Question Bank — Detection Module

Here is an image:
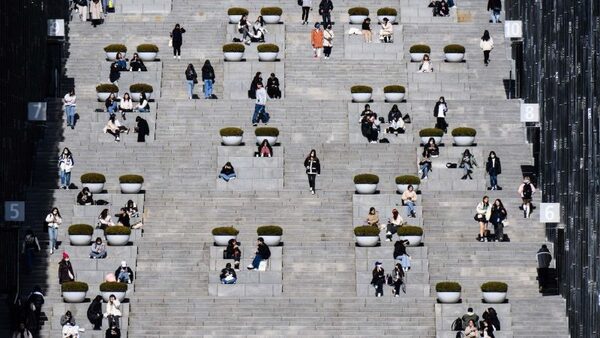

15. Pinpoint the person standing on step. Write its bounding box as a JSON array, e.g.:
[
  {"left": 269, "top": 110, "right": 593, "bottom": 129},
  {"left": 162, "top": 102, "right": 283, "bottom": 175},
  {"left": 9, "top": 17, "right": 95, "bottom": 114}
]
[
  {"left": 490, "top": 199, "right": 507, "bottom": 241},
  {"left": 109, "top": 62, "right": 120, "bottom": 86},
  {"left": 170, "top": 23, "right": 186, "bottom": 60},
  {"left": 318, "top": 0, "right": 333, "bottom": 26},
  {"left": 58, "top": 252, "right": 75, "bottom": 284},
  {"left": 480, "top": 30, "right": 494, "bottom": 66},
  {"left": 402, "top": 185, "right": 418, "bottom": 218},
  {"left": 87, "top": 295, "right": 103, "bottom": 330},
  {"left": 361, "top": 18, "right": 372, "bottom": 43},
  {"left": 75, "top": 0, "right": 88, "bottom": 22},
  {"left": 63, "top": 89, "right": 77, "bottom": 129},
  {"left": 267, "top": 73, "right": 281, "bottom": 99},
  {"left": 394, "top": 239, "right": 411, "bottom": 271},
  {"left": 304, "top": 149, "right": 321, "bottom": 195},
  {"left": 311, "top": 23, "right": 324, "bottom": 58},
  {"left": 518, "top": 176, "right": 536, "bottom": 218},
  {"left": 323, "top": 24, "right": 334, "bottom": 59},
  {"left": 247, "top": 237, "right": 271, "bottom": 270},
  {"left": 134, "top": 116, "right": 149, "bottom": 142},
  {"left": 475, "top": 195, "right": 492, "bottom": 241},
  {"left": 536, "top": 244, "right": 552, "bottom": 268},
  {"left": 391, "top": 262, "right": 405, "bottom": 297},
  {"left": 90, "top": 0, "right": 103, "bottom": 27},
  {"left": 248, "top": 72, "right": 262, "bottom": 99},
  {"left": 486, "top": 151, "right": 502, "bottom": 190},
  {"left": 184, "top": 63, "right": 197, "bottom": 100},
  {"left": 370, "top": 262, "right": 385, "bottom": 297},
  {"left": 58, "top": 147, "right": 74, "bottom": 189},
  {"left": 45, "top": 208, "right": 62, "bottom": 254},
  {"left": 251, "top": 82, "right": 268, "bottom": 126},
  {"left": 459, "top": 149, "right": 477, "bottom": 180},
  {"left": 21, "top": 230, "right": 41, "bottom": 273},
  {"left": 433, "top": 96, "right": 448, "bottom": 133},
  {"left": 201, "top": 60, "right": 215, "bottom": 99},
  {"left": 301, "top": 0, "right": 312, "bottom": 25},
  {"left": 26, "top": 286, "right": 44, "bottom": 331},
  {"left": 487, "top": 0, "right": 502, "bottom": 23}
]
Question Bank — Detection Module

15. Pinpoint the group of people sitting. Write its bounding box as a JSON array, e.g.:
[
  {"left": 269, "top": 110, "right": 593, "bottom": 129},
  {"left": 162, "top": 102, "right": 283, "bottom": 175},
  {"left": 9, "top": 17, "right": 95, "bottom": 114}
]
[
  {"left": 219, "top": 237, "right": 272, "bottom": 284},
  {"left": 218, "top": 139, "right": 275, "bottom": 182},
  {"left": 249, "top": 72, "right": 281, "bottom": 100},
  {"left": 360, "top": 17, "right": 394, "bottom": 43},
  {"left": 59, "top": 252, "right": 135, "bottom": 284},
  {"left": 95, "top": 202, "right": 143, "bottom": 229},
  {"left": 237, "top": 15, "right": 268, "bottom": 44},
  {"left": 359, "top": 104, "right": 410, "bottom": 143},
  {"left": 428, "top": 0, "right": 451, "bottom": 17},
  {"left": 456, "top": 307, "right": 501, "bottom": 338},
  {"left": 109, "top": 53, "right": 146, "bottom": 86},
  {"left": 104, "top": 92, "right": 149, "bottom": 119},
  {"left": 60, "top": 306, "right": 122, "bottom": 337}
]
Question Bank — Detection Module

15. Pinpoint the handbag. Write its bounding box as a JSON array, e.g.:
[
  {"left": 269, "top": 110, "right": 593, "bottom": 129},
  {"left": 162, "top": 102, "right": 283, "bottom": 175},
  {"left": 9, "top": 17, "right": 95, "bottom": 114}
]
[
  {"left": 168, "top": 38, "right": 173, "bottom": 47},
  {"left": 297, "top": 0, "right": 302, "bottom": 5},
  {"left": 474, "top": 213, "right": 485, "bottom": 222},
  {"left": 402, "top": 114, "right": 411, "bottom": 123}
]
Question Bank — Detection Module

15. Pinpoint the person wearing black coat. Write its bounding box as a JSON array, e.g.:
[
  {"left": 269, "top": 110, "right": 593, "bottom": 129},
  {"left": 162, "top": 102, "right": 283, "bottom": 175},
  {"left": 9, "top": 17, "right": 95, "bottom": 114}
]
[
  {"left": 109, "top": 62, "right": 120, "bottom": 85},
  {"left": 318, "top": 0, "right": 333, "bottom": 26},
  {"left": 115, "top": 261, "right": 134, "bottom": 283},
  {"left": 225, "top": 239, "right": 242, "bottom": 269},
  {"left": 370, "top": 262, "right": 385, "bottom": 297},
  {"left": 201, "top": 60, "right": 215, "bottom": 99},
  {"left": 482, "top": 307, "right": 501, "bottom": 331},
  {"left": 26, "top": 286, "right": 44, "bottom": 332},
  {"left": 266, "top": 73, "right": 281, "bottom": 99},
  {"left": 304, "top": 149, "right": 321, "bottom": 194},
  {"left": 247, "top": 238, "right": 271, "bottom": 270},
  {"left": 487, "top": 0, "right": 502, "bottom": 23},
  {"left": 433, "top": 96, "right": 448, "bottom": 133},
  {"left": 170, "top": 23, "right": 186, "bottom": 58},
  {"left": 135, "top": 116, "right": 149, "bottom": 142},
  {"left": 105, "top": 325, "right": 121, "bottom": 338},
  {"left": 87, "top": 295, "right": 103, "bottom": 330},
  {"left": 58, "top": 253, "right": 74, "bottom": 284},
  {"left": 248, "top": 72, "right": 262, "bottom": 99},
  {"left": 185, "top": 63, "right": 197, "bottom": 99},
  {"left": 486, "top": 151, "right": 502, "bottom": 190},
  {"left": 387, "top": 104, "right": 403, "bottom": 123},
  {"left": 490, "top": 199, "right": 507, "bottom": 241}
]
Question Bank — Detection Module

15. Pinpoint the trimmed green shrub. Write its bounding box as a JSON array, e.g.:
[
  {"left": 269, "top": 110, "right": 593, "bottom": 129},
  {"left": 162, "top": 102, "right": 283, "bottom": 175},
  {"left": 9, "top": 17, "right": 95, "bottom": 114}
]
[
  {"left": 353, "top": 174, "right": 379, "bottom": 184},
  {"left": 255, "top": 127, "right": 279, "bottom": 137},
  {"left": 119, "top": 174, "right": 144, "bottom": 184},
  {"left": 348, "top": 7, "right": 369, "bottom": 16},
  {"left": 228, "top": 7, "right": 249, "bottom": 15},
  {"left": 100, "top": 282, "right": 128, "bottom": 292},
  {"left": 409, "top": 44, "right": 431, "bottom": 54},
  {"left": 395, "top": 175, "right": 421, "bottom": 185},
  {"left": 105, "top": 226, "right": 131, "bottom": 236},
  {"left": 444, "top": 44, "right": 466, "bottom": 53},
  {"left": 62, "top": 281, "right": 89, "bottom": 292},
  {"left": 351, "top": 85, "right": 373, "bottom": 93},
  {"left": 220, "top": 127, "right": 244, "bottom": 137},
  {"left": 129, "top": 83, "right": 153, "bottom": 93},
  {"left": 354, "top": 226, "right": 380, "bottom": 236},
  {"left": 104, "top": 44, "right": 127, "bottom": 53},
  {"left": 81, "top": 173, "right": 106, "bottom": 184},
  {"left": 257, "top": 44, "right": 279, "bottom": 53},
  {"left": 257, "top": 225, "right": 283, "bottom": 236},
  {"left": 436, "top": 281, "right": 462, "bottom": 292},
  {"left": 419, "top": 128, "right": 444, "bottom": 137},
  {"left": 137, "top": 44, "right": 159, "bottom": 53},
  {"left": 377, "top": 7, "right": 398, "bottom": 16},
  {"left": 451, "top": 127, "right": 477, "bottom": 137},
  {"left": 384, "top": 85, "right": 406, "bottom": 93},
  {"left": 260, "top": 7, "right": 283, "bottom": 16},
  {"left": 223, "top": 43, "right": 245, "bottom": 53},
  {"left": 212, "top": 227, "right": 240, "bottom": 236},
  {"left": 68, "top": 224, "right": 94, "bottom": 236},
  {"left": 398, "top": 225, "right": 423, "bottom": 236},
  {"left": 481, "top": 281, "right": 508, "bottom": 292},
  {"left": 96, "top": 84, "right": 119, "bottom": 93}
]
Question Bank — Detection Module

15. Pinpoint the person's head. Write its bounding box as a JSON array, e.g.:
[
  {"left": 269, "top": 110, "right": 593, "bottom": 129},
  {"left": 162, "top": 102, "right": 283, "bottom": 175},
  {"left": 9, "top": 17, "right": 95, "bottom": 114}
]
[
  {"left": 140, "top": 92, "right": 147, "bottom": 101},
  {"left": 109, "top": 294, "right": 116, "bottom": 302},
  {"left": 314, "top": 23, "right": 321, "bottom": 29},
  {"left": 256, "top": 81, "right": 263, "bottom": 89},
  {"left": 224, "top": 161, "right": 232, "bottom": 168},
  {"left": 100, "top": 208, "right": 109, "bottom": 218},
  {"left": 132, "top": 52, "right": 139, "bottom": 60},
  {"left": 25, "top": 229, "right": 34, "bottom": 237},
  {"left": 391, "top": 104, "right": 399, "bottom": 112},
  {"left": 309, "top": 149, "right": 316, "bottom": 158},
  {"left": 428, "top": 137, "right": 436, "bottom": 146},
  {"left": 488, "top": 307, "right": 496, "bottom": 315},
  {"left": 438, "top": 96, "right": 445, "bottom": 102},
  {"left": 256, "top": 15, "right": 263, "bottom": 23},
  {"left": 482, "top": 195, "right": 489, "bottom": 204},
  {"left": 62, "top": 147, "right": 71, "bottom": 156},
  {"left": 95, "top": 237, "right": 102, "bottom": 245},
  {"left": 363, "top": 18, "right": 370, "bottom": 24},
  {"left": 407, "top": 184, "right": 414, "bottom": 192},
  {"left": 270, "top": 72, "right": 276, "bottom": 78},
  {"left": 463, "top": 149, "right": 471, "bottom": 156},
  {"left": 109, "top": 113, "right": 116, "bottom": 123},
  {"left": 120, "top": 207, "right": 127, "bottom": 214},
  {"left": 135, "top": 116, "right": 142, "bottom": 122},
  {"left": 482, "top": 30, "right": 491, "bottom": 41},
  {"left": 326, "top": 23, "right": 332, "bottom": 30},
  {"left": 488, "top": 151, "right": 496, "bottom": 159},
  {"left": 260, "top": 139, "right": 270, "bottom": 147},
  {"left": 116, "top": 52, "right": 122, "bottom": 59},
  {"left": 383, "top": 18, "right": 389, "bottom": 24},
  {"left": 107, "top": 93, "right": 116, "bottom": 101},
  {"left": 51, "top": 207, "right": 60, "bottom": 216},
  {"left": 541, "top": 244, "right": 548, "bottom": 249},
  {"left": 18, "top": 322, "right": 26, "bottom": 330},
  {"left": 127, "top": 200, "right": 134, "bottom": 208},
  {"left": 241, "top": 14, "right": 247, "bottom": 20},
  {"left": 121, "top": 260, "right": 127, "bottom": 268},
  {"left": 82, "top": 187, "right": 90, "bottom": 194},
  {"left": 228, "top": 238, "right": 236, "bottom": 246},
  {"left": 175, "top": 23, "right": 180, "bottom": 29},
  {"left": 423, "top": 54, "right": 430, "bottom": 61},
  {"left": 364, "top": 104, "right": 371, "bottom": 110},
  {"left": 187, "top": 63, "right": 195, "bottom": 72},
  {"left": 63, "top": 251, "right": 70, "bottom": 261},
  {"left": 257, "top": 237, "right": 265, "bottom": 245},
  {"left": 225, "top": 263, "right": 232, "bottom": 269},
  {"left": 468, "top": 319, "right": 475, "bottom": 327},
  {"left": 375, "top": 261, "right": 382, "bottom": 269},
  {"left": 65, "top": 310, "right": 72, "bottom": 318},
  {"left": 123, "top": 92, "right": 130, "bottom": 101},
  {"left": 493, "top": 199, "right": 504, "bottom": 208},
  {"left": 523, "top": 176, "right": 530, "bottom": 183},
  {"left": 94, "top": 295, "right": 103, "bottom": 302},
  {"left": 392, "top": 208, "right": 399, "bottom": 217},
  {"left": 204, "top": 60, "right": 211, "bottom": 66},
  {"left": 69, "top": 89, "right": 75, "bottom": 96},
  {"left": 369, "top": 207, "right": 376, "bottom": 214},
  {"left": 395, "top": 262, "right": 402, "bottom": 270},
  {"left": 467, "top": 307, "right": 473, "bottom": 313}
]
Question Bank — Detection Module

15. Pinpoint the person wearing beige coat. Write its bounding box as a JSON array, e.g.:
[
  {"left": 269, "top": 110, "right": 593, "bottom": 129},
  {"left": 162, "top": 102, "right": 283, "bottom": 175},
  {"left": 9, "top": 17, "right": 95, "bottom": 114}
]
[
  {"left": 90, "top": 0, "right": 103, "bottom": 27},
  {"left": 480, "top": 30, "right": 494, "bottom": 65}
]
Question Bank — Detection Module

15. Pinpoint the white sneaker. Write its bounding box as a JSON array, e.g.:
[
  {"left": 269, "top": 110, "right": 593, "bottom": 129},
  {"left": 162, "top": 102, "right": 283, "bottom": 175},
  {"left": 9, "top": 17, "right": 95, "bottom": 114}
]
[
  {"left": 177, "top": 56, "right": 181, "bottom": 60},
  {"left": 229, "top": 177, "right": 235, "bottom": 181},
  {"left": 311, "top": 190, "right": 315, "bottom": 195},
  {"left": 173, "top": 56, "right": 177, "bottom": 59}
]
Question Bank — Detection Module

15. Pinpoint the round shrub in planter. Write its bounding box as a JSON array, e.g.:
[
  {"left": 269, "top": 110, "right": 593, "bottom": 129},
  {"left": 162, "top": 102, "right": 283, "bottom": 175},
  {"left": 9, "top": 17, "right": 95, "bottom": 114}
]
[
  {"left": 350, "top": 85, "right": 373, "bottom": 102},
  {"left": 395, "top": 175, "right": 421, "bottom": 193},
  {"left": 419, "top": 128, "right": 444, "bottom": 145},
  {"left": 105, "top": 226, "right": 131, "bottom": 246},
  {"left": 257, "top": 225, "right": 283, "bottom": 246},
  {"left": 96, "top": 83, "right": 119, "bottom": 101},
  {"left": 377, "top": 7, "right": 398, "bottom": 23},
  {"left": 212, "top": 226, "right": 239, "bottom": 246},
  {"left": 384, "top": 85, "right": 406, "bottom": 102},
  {"left": 409, "top": 44, "right": 431, "bottom": 62},
  {"left": 62, "top": 281, "right": 89, "bottom": 303},
  {"left": 257, "top": 44, "right": 279, "bottom": 62},
  {"left": 81, "top": 172, "right": 106, "bottom": 193},
  {"left": 255, "top": 127, "right": 279, "bottom": 145},
  {"left": 104, "top": 44, "right": 127, "bottom": 60},
  {"left": 260, "top": 7, "right": 283, "bottom": 23},
  {"left": 220, "top": 127, "right": 244, "bottom": 146},
  {"left": 348, "top": 7, "right": 369, "bottom": 24},
  {"left": 436, "top": 281, "right": 462, "bottom": 303},
  {"left": 227, "top": 7, "right": 249, "bottom": 23},
  {"left": 100, "top": 282, "right": 127, "bottom": 302},
  {"left": 129, "top": 83, "right": 153, "bottom": 101},
  {"left": 136, "top": 44, "right": 159, "bottom": 61},
  {"left": 354, "top": 226, "right": 380, "bottom": 247},
  {"left": 398, "top": 225, "right": 423, "bottom": 246},
  {"left": 353, "top": 173, "right": 379, "bottom": 194},
  {"left": 444, "top": 44, "right": 466, "bottom": 62},
  {"left": 481, "top": 281, "right": 508, "bottom": 303},
  {"left": 68, "top": 224, "right": 94, "bottom": 246},
  {"left": 223, "top": 43, "right": 245, "bottom": 62},
  {"left": 451, "top": 127, "right": 477, "bottom": 146},
  {"left": 119, "top": 174, "right": 144, "bottom": 193}
]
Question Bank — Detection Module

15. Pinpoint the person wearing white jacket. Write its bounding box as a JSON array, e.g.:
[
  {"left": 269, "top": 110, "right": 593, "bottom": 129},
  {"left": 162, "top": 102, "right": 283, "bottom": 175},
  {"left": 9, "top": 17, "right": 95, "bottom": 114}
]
[
  {"left": 58, "top": 147, "right": 75, "bottom": 189},
  {"left": 323, "top": 24, "right": 334, "bottom": 59},
  {"left": 45, "top": 208, "right": 62, "bottom": 254},
  {"left": 104, "top": 294, "right": 122, "bottom": 328},
  {"left": 252, "top": 82, "right": 269, "bottom": 126},
  {"left": 480, "top": 30, "right": 494, "bottom": 66},
  {"left": 301, "top": 0, "right": 312, "bottom": 24}
]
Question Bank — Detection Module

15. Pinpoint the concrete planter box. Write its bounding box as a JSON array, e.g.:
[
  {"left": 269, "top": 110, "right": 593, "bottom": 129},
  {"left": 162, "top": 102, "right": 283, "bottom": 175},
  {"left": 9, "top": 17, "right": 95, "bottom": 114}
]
[
  {"left": 262, "top": 235, "right": 281, "bottom": 246},
  {"left": 224, "top": 52, "right": 244, "bottom": 61},
  {"left": 420, "top": 136, "right": 442, "bottom": 145},
  {"left": 106, "top": 234, "right": 130, "bottom": 246},
  {"left": 262, "top": 15, "right": 281, "bottom": 24},
  {"left": 82, "top": 183, "right": 104, "bottom": 193},
  {"left": 102, "top": 291, "right": 126, "bottom": 302},
  {"left": 120, "top": 183, "right": 142, "bottom": 193},
  {"left": 106, "top": 52, "right": 125, "bottom": 61},
  {"left": 352, "top": 93, "right": 372, "bottom": 102},
  {"left": 214, "top": 235, "right": 236, "bottom": 246},
  {"left": 396, "top": 184, "right": 419, "bottom": 193},
  {"left": 69, "top": 235, "right": 92, "bottom": 246},
  {"left": 399, "top": 235, "right": 422, "bottom": 246},
  {"left": 385, "top": 92, "right": 405, "bottom": 102},
  {"left": 483, "top": 292, "right": 507, "bottom": 303},
  {"left": 437, "top": 291, "right": 461, "bottom": 303},
  {"left": 445, "top": 53, "right": 465, "bottom": 62},
  {"left": 97, "top": 92, "right": 111, "bottom": 101},
  {"left": 131, "top": 92, "right": 151, "bottom": 102},
  {"left": 410, "top": 53, "right": 426, "bottom": 62},
  {"left": 62, "top": 291, "right": 87, "bottom": 303},
  {"left": 377, "top": 15, "right": 396, "bottom": 23},
  {"left": 355, "top": 236, "right": 379, "bottom": 247},
  {"left": 228, "top": 15, "right": 243, "bottom": 24},
  {"left": 138, "top": 52, "right": 157, "bottom": 61},
  {"left": 256, "top": 136, "right": 278, "bottom": 145},
  {"left": 258, "top": 52, "right": 278, "bottom": 62},
  {"left": 355, "top": 184, "right": 377, "bottom": 194},
  {"left": 222, "top": 136, "right": 243, "bottom": 146},
  {"left": 349, "top": 15, "right": 368, "bottom": 24},
  {"left": 453, "top": 136, "right": 475, "bottom": 146}
]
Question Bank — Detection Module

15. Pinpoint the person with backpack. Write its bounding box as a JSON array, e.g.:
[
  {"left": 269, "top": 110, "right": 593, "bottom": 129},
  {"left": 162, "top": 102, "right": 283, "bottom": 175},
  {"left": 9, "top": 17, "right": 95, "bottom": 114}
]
[
  {"left": 247, "top": 237, "right": 271, "bottom": 270},
  {"left": 486, "top": 151, "right": 502, "bottom": 190},
  {"left": 518, "top": 176, "right": 536, "bottom": 218},
  {"left": 201, "top": 60, "right": 215, "bottom": 99},
  {"left": 461, "top": 308, "right": 479, "bottom": 329},
  {"left": 184, "top": 64, "right": 197, "bottom": 99},
  {"left": 21, "top": 230, "right": 41, "bottom": 273},
  {"left": 318, "top": 0, "right": 333, "bottom": 26},
  {"left": 251, "top": 82, "right": 269, "bottom": 126}
]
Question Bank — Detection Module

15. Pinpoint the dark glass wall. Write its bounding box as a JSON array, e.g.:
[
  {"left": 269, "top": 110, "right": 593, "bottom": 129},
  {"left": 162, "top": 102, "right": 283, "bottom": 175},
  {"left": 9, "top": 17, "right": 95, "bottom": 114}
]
[{"left": 506, "top": 0, "right": 599, "bottom": 337}]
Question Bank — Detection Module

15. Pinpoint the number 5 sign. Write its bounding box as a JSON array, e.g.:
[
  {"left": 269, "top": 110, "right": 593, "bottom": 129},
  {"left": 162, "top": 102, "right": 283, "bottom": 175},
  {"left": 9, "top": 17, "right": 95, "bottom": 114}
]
[
  {"left": 4, "top": 201, "right": 25, "bottom": 222},
  {"left": 539, "top": 203, "right": 560, "bottom": 223}
]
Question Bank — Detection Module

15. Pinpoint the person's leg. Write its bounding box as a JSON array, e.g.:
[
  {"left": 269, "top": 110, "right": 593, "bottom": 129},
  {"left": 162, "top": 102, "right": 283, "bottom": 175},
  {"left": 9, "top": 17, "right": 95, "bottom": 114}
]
[
  {"left": 483, "top": 50, "right": 490, "bottom": 64},
  {"left": 479, "top": 221, "right": 485, "bottom": 239},
  {"left": 490, "top": 174, "right": 497, "bottom": 189},
  {"left": 308, "top": 174, "right": 316, "bottom": 191},
  {"left": 25, "top": 248, "right": 33, "bottom": 271},
  {"left": 68, "top": 106, "right": 76, "bottom": 126},
  {"left": 252, "top": 104, "right": 262, "bottom": 125},
  {"left": 65, "top": 171, "right": 71, "bottom": 187},
  {"left": 251, "top": 254, "right": 263, "bottom": 269},
  {"left": 302, "top": 7, "right": 309, "bottom": 22},
  {"left": 186, "top": 80, "right": 194, "bottom": 99},
  {"left": 47, "top": 227, "right": 56, "bottom": 253},
  {"left": 206, "top": 79, "right": 213, "bottom": 98},
  {"left": 407, "top": 201, "right": 415, "bottom": 216}
]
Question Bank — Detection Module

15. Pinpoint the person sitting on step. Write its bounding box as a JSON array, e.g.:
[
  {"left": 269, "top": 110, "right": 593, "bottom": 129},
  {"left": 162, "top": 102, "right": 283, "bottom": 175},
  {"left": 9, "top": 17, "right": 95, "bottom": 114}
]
[
  {"left": 225, "top": 239, "right": 242, "bottom": 269},
  {"left": 255, "top": 139, "right": 273, "bottom": 157},
  {"left": 118, "top": 93, "right": 133, "bottom": 120},
  {"left": 387, "top": 104, "right": 402, "bottom": 123},
  {"left": 115, "top": 261, "right": 134, "bottom": 284},
  {"left": 423, "top": 137, "right": 439, "bottom": 157},
  {"left": 459, "top": 149, "right": 477, "bottom": 179},
  {"left": 482, "top": 307, "right": 501, "bottom": 331},
  {"left": 366, "top": 207, "right": 380, "bottom": 228},
  {"left": 386, "top": 114, "right": 405, "bottom": 135},
  {"left": 250, "top": 17, "right": 267, "bottom": 43},
  {"left": 393, "top": 239, "right": 411, "bottom": 271},
  {"left": 115, "top": 208, "right": 130, "bottom": 227},
  {"left": 220, "top": 263, "right": 237, "bottom": 284},
  {"left": 475, "top": 195, "right": 492, "bottom": 242},
  {"left": 103, "top": 114, "right": 129, "bottom": 143},
  {"left": 386, "top": 208, "right": 406, "bottom": 241},
  {"left": 134, "top": 93, "right": 150, "bottom": 112},
  {"left": 105, "top": 93, "right": 119, "bottom": 114},
  {"left": 238, "top": 14, "right": 252, "bottom": 45},
  {"left": 360, "top": 114, "right": 379, "bottom": 144},
  {"left": 89, "top": 237, "right": 107, "bottom": 259},
  {"left": 76, "top": 187, "right": 94, "bottom": 205},
  {"left": 97, "top": 208, "right": 114, "bottom": 229},
  {"left": 464, "top": 319, "right": 479, "bottom": 338},
  {"left": 418, "top": 54, "right": 433, "bottom": 72},
  {"left": 379, "top": 18, "right": 393, "bottom": 43},
  {"left": 359, "top": 104, "right": 377, "bottom": 123},
  {"left": 402, "top": 185, "right": 418, "bottom": 218},
  {"left": 218, "top": 162, "right": 237, "bottom": 182},
  {"left": 418, "top": 152, "right": 432, "bottom": 180},
  {"left": 247, "top": 237, "right": 271, "bottom": 270},
  {"left": 129, "top": 53, "right": 146, "bottom": 72},
  {"left": 461, "top": 308, "right": 479, "bottom": 330},
  {"left": 125, "top": 200, "right": 143, "bottom": 229},
  {"left": 267, "top": 73, "right": 281, "bottom": 99}
]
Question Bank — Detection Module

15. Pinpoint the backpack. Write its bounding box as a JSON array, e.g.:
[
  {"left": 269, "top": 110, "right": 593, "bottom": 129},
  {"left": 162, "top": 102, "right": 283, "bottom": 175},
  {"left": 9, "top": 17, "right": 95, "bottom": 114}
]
[
  {"left": 451, "top": 317, "right": 463, "bottom": 331},
  {"left": 522, "top": 182, "right": 533, "bottom": 199},
  {"left": 297, "top": 0, "right": 302, "bottom": 5}
]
